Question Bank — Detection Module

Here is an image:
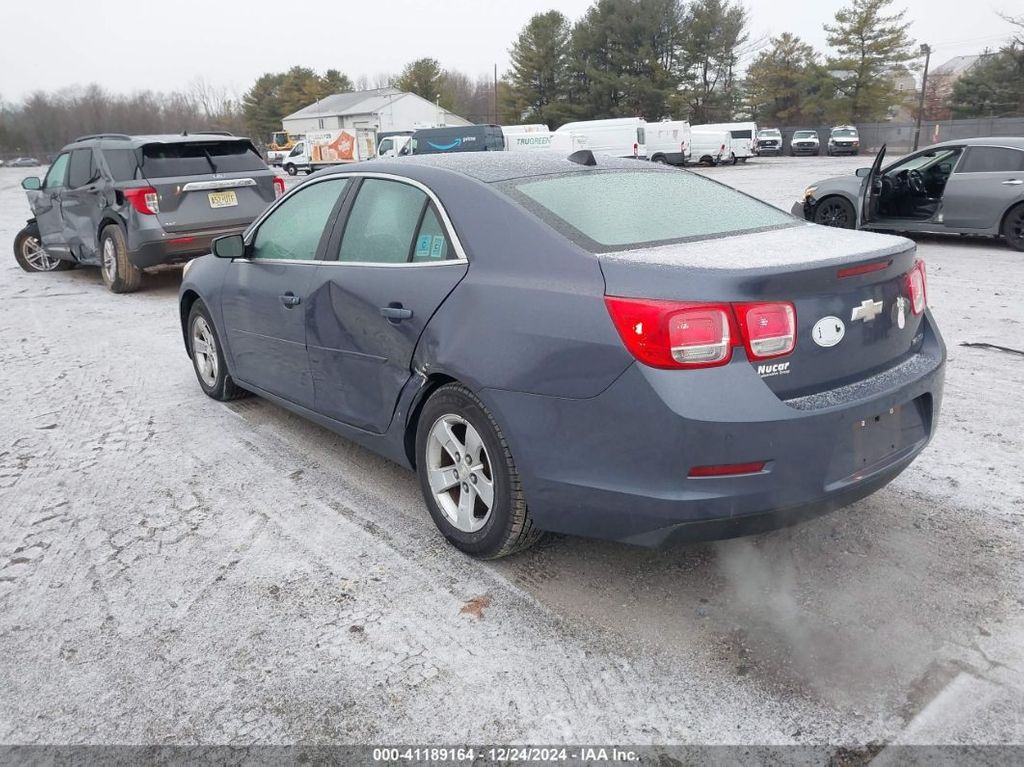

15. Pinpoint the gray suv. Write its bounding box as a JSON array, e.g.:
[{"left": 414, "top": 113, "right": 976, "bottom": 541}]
[{"left": 14, "top": 133, "right": 283, "bottom": 292}]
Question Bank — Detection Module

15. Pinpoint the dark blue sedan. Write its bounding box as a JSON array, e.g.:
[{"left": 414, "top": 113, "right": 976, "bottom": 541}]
[{"left": 179, "top": 152, "right": 945, "bottom": 558}]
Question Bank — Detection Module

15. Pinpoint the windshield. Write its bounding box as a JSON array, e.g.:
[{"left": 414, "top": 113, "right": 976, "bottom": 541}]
[
  {"left": 758, "top": 130, "right": 781, "bottom": 138},
  {"left": 141, "top": 141, "right": 266, "bottom": 178},
  {"left": 885, "top": 148, "right": 961, "bottom": 176},
  {"left": 832, "top": 128, "right": 858, "bottom": 138},
  {"left": 794, "top": 131, "right": 817, "bottom": 139},
  {"left": 505, "top": 170, "right": 795, "bottom": 252}
]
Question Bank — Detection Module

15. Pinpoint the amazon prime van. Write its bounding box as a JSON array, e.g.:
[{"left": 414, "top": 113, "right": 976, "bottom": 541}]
[{"left": 407, "top": 125, "right": 505, "bottom": 155}]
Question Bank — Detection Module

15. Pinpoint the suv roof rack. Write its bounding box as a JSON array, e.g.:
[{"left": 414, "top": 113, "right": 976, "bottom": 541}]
[
  {"left": 74, "top": 133, "right": 132, "bottom": 142},
  {"left": 182, "top": 129, "right": 234, "bottom": 136}
]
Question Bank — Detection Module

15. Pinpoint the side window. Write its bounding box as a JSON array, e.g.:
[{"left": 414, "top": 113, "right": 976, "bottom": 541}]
[
  {"left": 378, "top": 139, "right": 393, "bottom": 155},
  {"left": 412, "top": 207, "right": 452, "bottom": 262},
  {"left": 67, "top": 149, "right": 96, "bottom": 188},
  {"left": 101, "top": 148, "right": 140, "bottom": 181},
  {"left": 956, "top": 147, "right": 1024, "bottom": 174},
  {"left": 252, "top": 178, "right": 348, "bottom": 261},
  {"left": 43, "top": 153, "right": 70, "bottom": 189},
  {"left": 337, "top": 179, "right": 428, "bottom": 263}
]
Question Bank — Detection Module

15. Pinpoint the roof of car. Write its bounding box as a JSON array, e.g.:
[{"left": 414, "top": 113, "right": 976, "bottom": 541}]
[
  {"left": 63, "top": 133, "right": 252, "bottom": 149},
  {"left": 325, "top": 151, "right": 657, "bottom": 184},
  {"left": 929, "top": 136, "right": 1024, "bottom": 149}
]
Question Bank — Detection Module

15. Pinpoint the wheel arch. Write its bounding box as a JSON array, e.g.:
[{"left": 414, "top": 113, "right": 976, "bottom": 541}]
[
  {"left": 999, "top": 200, "right": 1024, "bottom": 238},
  {"left": 97, "top": 212, "right": 127, "bottom": 241},
  {"left": 179, "top": 289, "right": 202, "bottom": 357},
  {"left": 403, "top": 372, "right": 459, "bottom": 468}
]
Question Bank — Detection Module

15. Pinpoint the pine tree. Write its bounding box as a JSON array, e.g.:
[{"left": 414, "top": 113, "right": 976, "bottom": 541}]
[
  {"left": 396, "top": 58, "right": 445, "bottom": 103},
  {"left": 677, "top": 0, "right": 748, "bottom": 123},
  {"left": 506, "top": 11, "right": 573, "bottom": 126}
]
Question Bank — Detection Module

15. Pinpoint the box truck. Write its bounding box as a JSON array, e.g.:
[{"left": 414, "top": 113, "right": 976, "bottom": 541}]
[{"left": 281, "top": 128, "right": 377, "bottom": 175}]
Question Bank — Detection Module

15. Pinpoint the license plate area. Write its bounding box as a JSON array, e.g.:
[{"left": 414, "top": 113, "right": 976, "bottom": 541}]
[
  {"left": 852, "top": 405, "right": 903, "bottom": 468},
  {"left": 208, "top": 191, "right": 238, "bottom": 208},
  {"left": 825, "top": 396, "right": 930, "bottom": 488}
]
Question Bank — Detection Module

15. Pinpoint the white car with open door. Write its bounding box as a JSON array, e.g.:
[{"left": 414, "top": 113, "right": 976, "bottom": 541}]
[{"left": 794, "top": 137, "right": 1024, "bottom": 251}]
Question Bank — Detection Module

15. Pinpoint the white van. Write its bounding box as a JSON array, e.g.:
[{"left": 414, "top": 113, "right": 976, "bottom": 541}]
[
  {"left": 644, "top": 120, "right": 691, "bottom": 165},
  {"left": 688, "top": 129, "right": 730, "bottom": 166},
  {"left": 501, "top": 124, "right": 550, "bottom": 136},
  {"left": 693, "top": 122, "right": 758, "bottom": 163},
  {"left": 554, "top": 117, "right": 646, "bottom": 159},
  {"left": 503, "top": 130, "right": 587, "bottom": 154}
]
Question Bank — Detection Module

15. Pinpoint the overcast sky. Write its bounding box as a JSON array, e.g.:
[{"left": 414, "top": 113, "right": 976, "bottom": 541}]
[{"left": 1, "top": 0, "right": 1018, "bottom": 103}]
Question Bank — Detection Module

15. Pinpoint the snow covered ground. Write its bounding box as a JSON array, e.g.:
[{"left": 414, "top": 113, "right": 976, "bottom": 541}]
[{"left": 0, "top": 155, "right": 1021, "bottom": 747}]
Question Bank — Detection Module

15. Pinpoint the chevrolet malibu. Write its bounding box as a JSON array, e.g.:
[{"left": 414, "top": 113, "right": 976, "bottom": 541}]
[{"left": 179, "top": 152, "right": 945, "bottom": 558}]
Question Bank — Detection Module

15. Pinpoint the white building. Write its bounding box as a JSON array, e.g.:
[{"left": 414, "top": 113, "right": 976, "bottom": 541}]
[{"left": 281, "top": 87, "right": 472, "bottom": 134}]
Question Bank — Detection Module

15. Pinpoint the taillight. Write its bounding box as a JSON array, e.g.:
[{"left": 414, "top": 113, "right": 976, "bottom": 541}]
[
  {"left": 604, "top": 297, "right": 736, "bottom": 369},
  {"left": 734, "top": 302, "right": 796, "bottom": 359},
  {"left": 273, "top": 177, "right": 285, "bottom": 198},
  {"left": 124, "top": 186, "right": 159, "bottom": 215},
  {"left": 633, "top": 142, "right": 639, "bottom": 157},
  {"left": 905, "top": 260, "right": 927, "bottom": 315}
]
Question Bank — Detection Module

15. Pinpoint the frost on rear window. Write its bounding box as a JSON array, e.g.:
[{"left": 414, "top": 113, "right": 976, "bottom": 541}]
[{"left": 507, "top": 170, "right": 795, "bottom": 251}]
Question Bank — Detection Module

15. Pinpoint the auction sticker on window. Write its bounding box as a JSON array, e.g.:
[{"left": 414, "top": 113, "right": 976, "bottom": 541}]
[{"left": 812, "top": 316, "right": 845, "bottom": 347}]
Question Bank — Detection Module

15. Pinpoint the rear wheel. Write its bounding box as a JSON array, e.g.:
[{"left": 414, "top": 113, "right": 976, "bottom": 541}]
[
  {"left": 1003, "top": 204, "right": 1024, "bottom": 252},
  {"left": 730, "top": 153, "right": 738, "bottom": 165},
  {"left": 99, "top": 224, "right": 142, "bottom": 293},
  {"left": 187, "top": 300, "right": 248, "bottom": 401},
  {"left": 813, "top": 197, "right": 856, "bottom": 229},
  {"left": 415, "top": 384, "right": 542, "bottom": 559},
  {"left": 651, "top": 154, "right": 667, "bottom": 164},
  {"left": 14, "top": 224, "right": 74, "bottom": 272}
]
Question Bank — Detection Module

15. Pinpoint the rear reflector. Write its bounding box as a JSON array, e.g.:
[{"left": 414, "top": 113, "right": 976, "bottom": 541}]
[
  {"left": 125, "top": 187, "right": 159, "bottom": 215},
  {"left": 604, "top": 297, "right": 736, "bottom": 369},
  {"left": 168, "top": 236, "right": 195, "bottom": 245},
  {"left": 837, "top": 259, "right": 891, "bottom": 278},
  {"left": 734, "top": 302, "right": 796, "bottom": 360},
  {"left": 689, "top": 462, "right": 766, "bottom": 478},
  {"left": 906, "top": 260, "right": 927, "bottom": 315}
]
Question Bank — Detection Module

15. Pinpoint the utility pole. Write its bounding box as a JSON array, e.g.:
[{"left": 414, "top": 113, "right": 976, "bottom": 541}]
[
  {"left": 493, "top": 63, "right": 498, "bottom": 125},
  {"left": 913, "top": 44, "right": 932, "bottom": 152}
]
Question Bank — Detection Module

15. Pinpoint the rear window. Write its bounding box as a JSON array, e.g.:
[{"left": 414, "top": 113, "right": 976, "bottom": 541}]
[
  {"left": 731, "top": 130, "right": 753, "bottom": 139},
  {"left": 505, "top": 170, "right": 795, "bottom": 251},
  {"left": 140, "top": 141, "right": 266, "bottom": 178}
]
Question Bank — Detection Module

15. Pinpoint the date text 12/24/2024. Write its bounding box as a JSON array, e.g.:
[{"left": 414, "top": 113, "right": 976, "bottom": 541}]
[{"left": 371, "top": 747, "right": 640, "bottom": 762}]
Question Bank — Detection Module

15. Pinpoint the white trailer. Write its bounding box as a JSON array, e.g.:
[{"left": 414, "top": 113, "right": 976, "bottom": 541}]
[
  {"left": 503, "top": 130, "right": 587, "bottom": 154},
  {"left": 688, "top": 129, "right": 730, "bottom": 166},
  {"left": 281, "top": 128, "right": 377, "bottom": 175},
  {"left": 554, "top": 117, "right": 646, "bottom": 159},
  {"left": 644, "top": 120, "right": 691, "bottom": 165},
  {"left": 692, "top": 122, "right": 758, "bottom": 163}
]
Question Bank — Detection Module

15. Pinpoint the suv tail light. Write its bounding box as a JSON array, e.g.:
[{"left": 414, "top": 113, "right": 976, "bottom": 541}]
[
  {"left": 273, "top": 177, "right": 285, "bottom": 198},
  {"left": 734, "top": 302, "right": 797, "bottom": 359},
  {"left": 605, "top": 297, "right": 799, "bottom": 370},
  {"left": 125, "top": 186, "right": 159, "bottom": 215},
  {"left": 905, "top": 260, "right": 927, "bottom": 315}
]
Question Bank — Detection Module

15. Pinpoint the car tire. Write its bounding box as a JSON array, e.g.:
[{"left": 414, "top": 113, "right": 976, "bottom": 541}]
[
  {"left": 415, "top": 383, "right": 542, "bottom": 559},
  {"left": 14, "top": 223, "right": 74, "bottom": 273},
  {"left": 99, "top": 224, "right": 142, "bottom": 293},
  {"left": 1002, "top": 203, "right": 1024, "bottom": 251},
  {"left": 730, "top": 153, "right": 738, "bottom": 165},
  {"left": 187, "top": 299, "right": 248, "bottom": 401},
  {"left": 284, "top": 164, "right": 297, "bottom": 176},
  {"left": 813, "top": 196, "right": 856, "bottom": 229}
]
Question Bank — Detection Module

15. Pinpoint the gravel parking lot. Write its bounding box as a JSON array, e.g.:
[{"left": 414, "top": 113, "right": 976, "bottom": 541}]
[{"left": 1, "top": 155, "right": 1022, "bottom": 747}]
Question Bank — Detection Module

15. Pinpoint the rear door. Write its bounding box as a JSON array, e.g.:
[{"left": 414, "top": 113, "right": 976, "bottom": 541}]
[
  {"left": 139, "top": 140, "right": 276, "bottom": 233},
  {"left": 60, "top": 147, "right": 103, "bottom": 260},
  {"left": 305, "top": 176, "right": 468, "bottom": 433},
  {"left": 860, "top": 145, "right": 887, "bottom": 225},
  {"left": 941, "top": 145, "right": 1024, "bottom": 230},
  {"left": 220, "top": 177, "right": 351, "bottom": 407},
  {"left": 29, "top": 153, "right": 70, "bottom": 254}
]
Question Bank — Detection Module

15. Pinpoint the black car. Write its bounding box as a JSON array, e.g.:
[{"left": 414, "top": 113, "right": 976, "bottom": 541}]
[{"left": 14, "top": 133, "right": 284, "bottom": 292}]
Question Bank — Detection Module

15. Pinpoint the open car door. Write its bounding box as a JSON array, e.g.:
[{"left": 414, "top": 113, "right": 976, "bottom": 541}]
[{"left": 860, "top": 144, "right": 887, "bottom": 226}]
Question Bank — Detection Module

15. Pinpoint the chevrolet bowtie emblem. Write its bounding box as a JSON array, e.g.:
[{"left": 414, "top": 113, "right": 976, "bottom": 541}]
[{"left": 851, "top": 298, "right": 884, "bottom": 322}]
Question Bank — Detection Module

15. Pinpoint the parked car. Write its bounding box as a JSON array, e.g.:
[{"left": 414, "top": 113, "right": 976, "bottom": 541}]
[
  {"left": 689, "top": 129, "right": 730, "bottom": 165},
  {"left": 405, "top": 125, "right": 506, "bottom": 155},
  {"left": 179, "top": 152, "right": 945, "bottom": 558},
  {"left": 554, "top": 118, "right": 646, "bottom": 159},
  {"left": 9, "top": 156, "right": 42, "bottom": 167},
  {"left": 794, "top": 137, "right": 1024, "bottom": 251},
  {"left": 827, "top": 125, "right": 860, "bottom": 156},
  {"left": 645, "top": 120, "right": 691, "bottom": 165},
  {"left": 755, "top": 128, "right": 783, "bottom": 156},
  {"left": 790, "top": 130, "right": 821, "bottom": 156},
  {"left": 14, "top": 133, "right": 284, "bottom": 291},
  {"left": 693, "top": 122, "right": 757, "bottom": 163}
]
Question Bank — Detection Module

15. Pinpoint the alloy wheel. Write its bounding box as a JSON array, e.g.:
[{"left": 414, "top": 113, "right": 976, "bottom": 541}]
[
  {"left": 21, "top": 236, "right": 62, "bottom": 271},
  {"left": 426, "top": 414, "right": 494, "bottom": 533},
  {"left": 102, "top": 236, "right": 117, "bottom": 282},
  {"left": 191, "top": 316, "right": 220, "bottom": 387},
  {"left": 818, "top": 201, "right": 850, "bottom": 228},
  {"left": 1010, "top": 210, "right": 1024, "bottom": 248}
]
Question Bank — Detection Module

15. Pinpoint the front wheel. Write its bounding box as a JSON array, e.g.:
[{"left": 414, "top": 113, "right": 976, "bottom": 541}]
[
  {"left": 14, "top": 224, "right": 74, "bottom": 273},
  {"left": 415, "top": 384, "right": 542, "bottom": 559},
  {"left": 187, "top": 300, "right": 249, "bottom": 401},
  {"left": 99, "top": 224, "right": 142, "bottom": 293},
  {"left": 813, "top": 197, "right": 857, "bottom": 229},
  {"left": 284, "top": 163, "right": 297, "bottom": 176},
  {"left": 1002, "top": 204, "right": 1024, "bottom": 252}
]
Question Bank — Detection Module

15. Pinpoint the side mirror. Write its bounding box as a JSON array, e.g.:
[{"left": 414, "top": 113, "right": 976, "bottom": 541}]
[
  {"left": 22, "top": 177, "right": 41, "bottom": 190},
  {"left": 212, "top": 233, "right": 246, "bottom": 259},
  {"left": 855, "top": 167, "right": 872, "bottom": 178}
]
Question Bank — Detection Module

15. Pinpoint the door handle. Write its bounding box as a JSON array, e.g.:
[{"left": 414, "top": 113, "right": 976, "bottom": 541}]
[
  {"left": 380, "top": 303, "right": 413, "bottom": 321},
  {"left": 279, "top": 293, "right": 301, "bottom": 307},
  {"left": 1002, "top": 179, "right": 1023, "bottom": 186}
]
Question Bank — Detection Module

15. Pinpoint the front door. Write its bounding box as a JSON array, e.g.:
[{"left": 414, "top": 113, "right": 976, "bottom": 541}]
[
  {"left": 306, "top": 177, "right": 468, "bottom": 433},
  {"left": 220, "top": 177, "right": 351, "bottom": 408},
  {"left": 28, "top": 153, "right": 70, "bottom": 255},
  {"left": 60, "top": 147, "right": 103, "bottom": 262},
  {"left": 860, "top": 145, "right": 887, "bottom": 226},
  {"left": 941, "top": 145, "right": 1024, "bottom": 230}
]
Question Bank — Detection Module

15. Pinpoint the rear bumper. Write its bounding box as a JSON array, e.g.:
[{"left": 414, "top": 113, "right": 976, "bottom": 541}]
[
  {"left": 481, "top": 314, "right": 945, "bottom": 547},
  {"left": 129, "top": 226, "right": 248, "bottom": 269}
]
